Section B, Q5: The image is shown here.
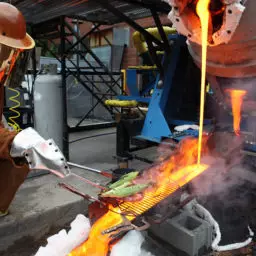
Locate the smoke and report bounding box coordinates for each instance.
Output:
[190,155,245,197]
[189,130,255,199]
[154,129,252,197]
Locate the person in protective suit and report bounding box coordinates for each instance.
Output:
[0,3,68,217]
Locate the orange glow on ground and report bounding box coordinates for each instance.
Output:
[226,89,247,136]
[196,0,211,164]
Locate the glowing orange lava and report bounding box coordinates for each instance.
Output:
[69,138,209,256]
[68,206,125,256]
[227,89,247,136]
[196,0,211,164]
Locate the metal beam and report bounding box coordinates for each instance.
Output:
[37,38,119,122]
[69,121,116,132]
[68,14,112,25]
[94,25,112,47]
[65,56,121,113]
[75,84,119,127]
[66,23,101,52]
[62,38,123,103]
[146,39,164,77]
[124,0,171,13]
[64,21,123,92]
[93,0,164,47]
[60,16,69,160]
[151,9,171,52]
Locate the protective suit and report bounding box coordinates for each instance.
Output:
[0,86,29,214]
[0,3,68,215]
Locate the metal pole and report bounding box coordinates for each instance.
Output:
[67,161,113,178]
[60,16,69,160]
[67,162,102,174]
[94,0,164,47]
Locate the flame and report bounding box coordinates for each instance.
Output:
[68,206,125,256]
[69,138,209,256]
[196,0,211,164]
[226,89,247,136]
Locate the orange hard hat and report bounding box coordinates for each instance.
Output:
[0,2,35,50]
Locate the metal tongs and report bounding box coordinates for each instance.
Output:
[101,215,150,241]
[67,162,114,179]
[25,137,114,202]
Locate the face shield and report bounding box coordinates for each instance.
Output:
[0,44,21,86]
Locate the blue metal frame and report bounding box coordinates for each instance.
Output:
[136,34,202,143]
[117,68,157,103]
[126,69,140,96]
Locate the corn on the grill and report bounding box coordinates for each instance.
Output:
[119,184,180,215]
[100,184,149,198]
[108,171,139,189]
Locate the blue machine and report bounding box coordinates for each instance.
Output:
[116,33,256,158]
[119,34,210,143]
[137,35,200,143]
[118,68,156,104]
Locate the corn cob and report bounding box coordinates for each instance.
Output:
[101,183,149,198]
[108,171,139,189]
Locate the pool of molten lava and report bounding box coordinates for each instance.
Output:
[69,138,209,256]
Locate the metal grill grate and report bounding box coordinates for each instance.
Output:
[119,182,180,216]
[118,164,209,217]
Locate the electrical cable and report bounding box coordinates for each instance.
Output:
[7,87,22,132]
[69,131,115,144]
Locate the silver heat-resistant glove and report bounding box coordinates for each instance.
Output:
[10,127,70,178]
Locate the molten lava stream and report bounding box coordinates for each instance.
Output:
[226,89,247,136]
[68,206,134,256]
[196,0,211,164]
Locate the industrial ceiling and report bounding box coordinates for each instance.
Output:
[8,0,171,25]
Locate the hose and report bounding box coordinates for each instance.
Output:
[7,87,22,132]
[193,202,254,252]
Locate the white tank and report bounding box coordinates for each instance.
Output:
[34,71,64,152]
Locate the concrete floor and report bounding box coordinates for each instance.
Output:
[0,127,153,256]
[68,117,114,129]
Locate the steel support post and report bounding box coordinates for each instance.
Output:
[116,118,130,169]
[60,16,69,160]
